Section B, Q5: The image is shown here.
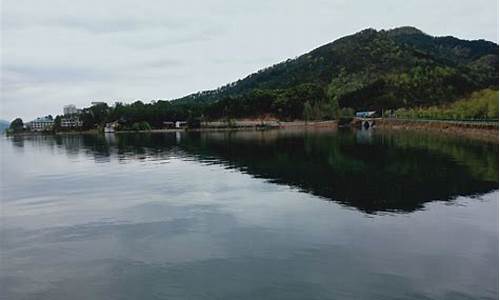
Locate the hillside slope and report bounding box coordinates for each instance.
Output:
[173,27,498,111]
[70,27,498,128]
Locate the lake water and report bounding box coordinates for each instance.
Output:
[0,128,498,300]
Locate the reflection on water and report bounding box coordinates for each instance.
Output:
[1,128,498,300]
[8,128,497,213]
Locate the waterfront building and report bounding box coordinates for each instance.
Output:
[61,116,83,128]
[29,117,54,131]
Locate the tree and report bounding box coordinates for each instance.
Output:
[303,101,313,122]
[131,121,151,131]
[80,103,110,129]
[53,115,62,130]
[9,118,24,132]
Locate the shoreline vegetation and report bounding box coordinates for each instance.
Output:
[6,88,498,143]
[5,88,498,143]
[6,88,498,138]
[7,118,498,143]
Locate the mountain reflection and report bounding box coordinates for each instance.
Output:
[10,129,498,213]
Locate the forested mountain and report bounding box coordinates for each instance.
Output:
[38,27,497,131]
[173,26,498,112]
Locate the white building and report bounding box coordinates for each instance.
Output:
[29,117,54,131]
[175,121,187,128]
[63,104,79,115]
[61,116,83,128]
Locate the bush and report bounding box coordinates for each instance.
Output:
[131,121,151,131]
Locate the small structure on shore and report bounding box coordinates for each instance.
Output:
[175,121,187,128]
[162,121,187,129]
[104,122,119,133]
[354,111,378,129]
[163,121,175,128]
[355,111,377,118]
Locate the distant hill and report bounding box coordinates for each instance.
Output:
[173,26,498,111]
[0,120,9,133]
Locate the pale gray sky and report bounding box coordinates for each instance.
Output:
[1,0,498,121]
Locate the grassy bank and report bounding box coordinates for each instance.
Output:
[393,89,498,121]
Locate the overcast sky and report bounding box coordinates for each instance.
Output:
[1,0,498,121]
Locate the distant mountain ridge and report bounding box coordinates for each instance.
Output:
[172,26,498,110]
[0,120,9,133]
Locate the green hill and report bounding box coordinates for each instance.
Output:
[173,26,498,114]
[72,27,498,128]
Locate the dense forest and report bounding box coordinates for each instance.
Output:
[14,26,499,130]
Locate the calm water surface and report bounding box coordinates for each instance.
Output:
[0,128,498,300]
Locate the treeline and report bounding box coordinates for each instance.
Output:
[76,100,202,130]
[205,84,339,120]
[72,83,344,130]
[40,86,500,132]
[393,89,498,120]
[8,86,498,134]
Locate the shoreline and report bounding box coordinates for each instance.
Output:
[5,119,498,143]
[375,118,498,143]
